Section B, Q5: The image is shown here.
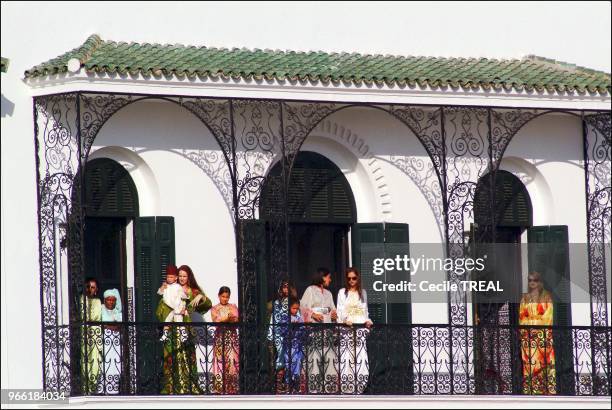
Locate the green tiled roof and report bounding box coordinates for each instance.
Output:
[25,34,611,95]
[1,57,8,73]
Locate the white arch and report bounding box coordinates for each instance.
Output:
[88,145,161,216]
[299,136,380,222]
[498,156,554,226]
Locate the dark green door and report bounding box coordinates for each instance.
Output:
[527,225,574,395]
[134,216,175,394]
[351,222,413,393]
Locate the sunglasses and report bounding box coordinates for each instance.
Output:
[347,276,358,281]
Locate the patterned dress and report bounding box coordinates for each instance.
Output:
[156,287,212,394]
[519,290,556,395]
[211,303,240,394]
[337,289,371,394]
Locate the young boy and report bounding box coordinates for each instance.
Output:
[158,265,188,341]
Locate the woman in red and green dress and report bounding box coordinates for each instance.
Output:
[156,265,212,394]
[519,271,556,395]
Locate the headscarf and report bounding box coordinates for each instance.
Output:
[101,288,122,322]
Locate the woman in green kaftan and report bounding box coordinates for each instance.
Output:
[156,265,212,394]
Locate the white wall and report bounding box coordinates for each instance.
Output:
[1,3,609,392]
[91,100,238,308]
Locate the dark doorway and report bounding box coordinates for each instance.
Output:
[259,151,357,301]
[289,223,349,299]
[71,157,139,395]
[472,169,533,394]
[84,216,128,312]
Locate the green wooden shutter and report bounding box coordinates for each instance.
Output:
[134,216,175,394]
[134,216,175,322]
[261,152,356,224]
[527,225,574,395]
[134,217,156,323]
[156,217,176,285]
[351,223,386,323]
[385,223,411,324]
[84,158,139,217]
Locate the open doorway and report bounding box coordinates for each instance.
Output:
[260,151,357,301]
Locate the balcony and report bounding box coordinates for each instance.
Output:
[45,322,610,396]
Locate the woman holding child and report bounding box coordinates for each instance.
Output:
[156,264,212,394]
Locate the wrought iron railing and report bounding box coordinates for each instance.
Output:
[44,322,610,396]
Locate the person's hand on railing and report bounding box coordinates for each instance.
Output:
[365,320,373,329]
[311,312,324,322]
[345,319,353,326]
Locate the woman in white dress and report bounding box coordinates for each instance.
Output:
[101,288,123,395]
[336,268,373,394]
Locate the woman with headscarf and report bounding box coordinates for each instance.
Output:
[101,288,123,395]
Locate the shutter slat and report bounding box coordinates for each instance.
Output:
[84,158,139,217]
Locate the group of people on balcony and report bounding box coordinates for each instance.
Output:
[267,267,373,394]
[79,267,556,396]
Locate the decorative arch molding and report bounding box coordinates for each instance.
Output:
[498,156,554,226]
[88,146,160,216]
[310,119,392,219]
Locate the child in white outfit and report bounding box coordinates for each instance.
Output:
[158,268,188,341]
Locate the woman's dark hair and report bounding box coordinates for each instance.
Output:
[344,267,363,301]
[277,278,298,300]
[311,267,331,286]
[84,277,99,294]
[177,265,203,295]
[288,296,300,308]
[218,286,231,296]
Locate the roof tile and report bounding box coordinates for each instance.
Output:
[24,34,611,95]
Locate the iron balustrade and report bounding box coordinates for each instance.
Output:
[44,322,611,396]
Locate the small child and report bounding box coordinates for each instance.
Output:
[158,266,188,342]
[284,297,306,392]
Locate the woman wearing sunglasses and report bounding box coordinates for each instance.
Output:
[336,267,373,394]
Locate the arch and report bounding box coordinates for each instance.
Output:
[474,169,533,230]
[498,156,554,226]
[284,103,445,201]
[300,136,381,223]
[260,151,357,224]
[493,109,583,171]
[88,146,160,216]
[81,157,139,217]
[311,119,392,219]
[78,94,235,186]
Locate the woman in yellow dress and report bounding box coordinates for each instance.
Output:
[80,278,103,394]
[518,271,556,395]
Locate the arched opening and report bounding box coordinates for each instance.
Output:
[68,157,140,395]
[472,170,533,394]
[260,151,357,299]
[82,157,139,305]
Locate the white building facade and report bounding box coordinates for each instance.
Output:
[1,16,610,404]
